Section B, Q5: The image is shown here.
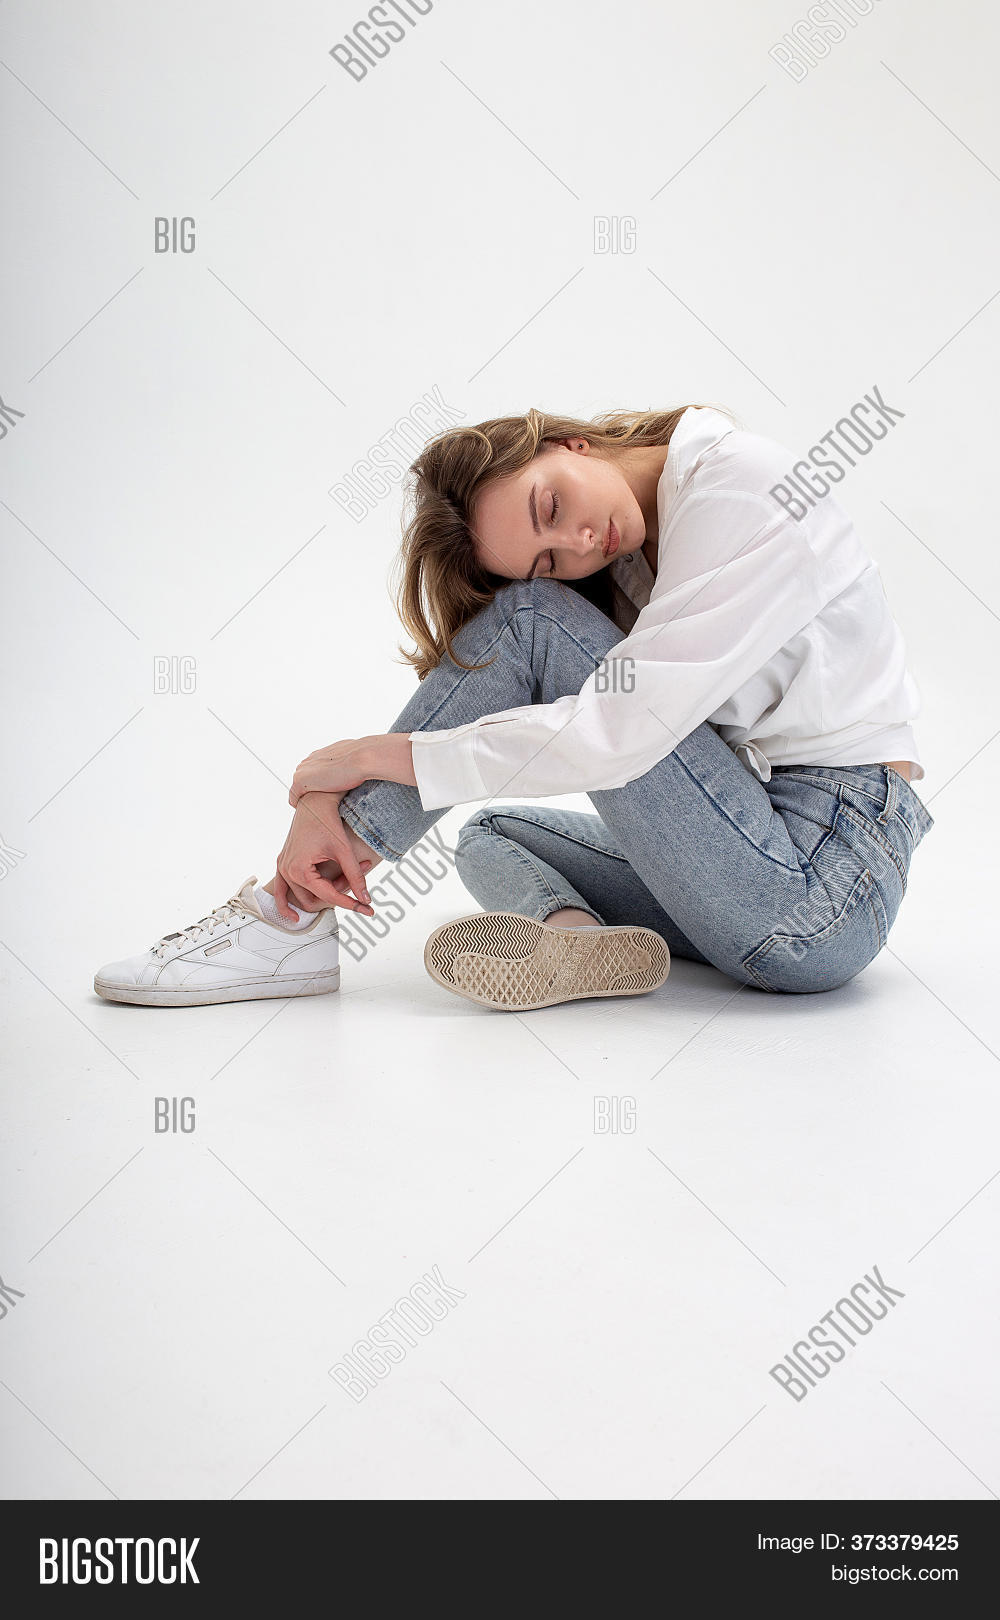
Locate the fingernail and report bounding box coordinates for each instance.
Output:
[360,890,370,904]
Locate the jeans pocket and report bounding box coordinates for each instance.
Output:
[741,867,881,993]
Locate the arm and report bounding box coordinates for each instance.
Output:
[410,506,829,809]
[288,511,824,815]
[288,731,416,805]
[290,441,845,812]
[274,739,415,921]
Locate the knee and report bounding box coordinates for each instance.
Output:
[492,578,560,608]
[448,579,551,667]
[485,577,576,631]
[455,805,533,871]
[455,809,497,870]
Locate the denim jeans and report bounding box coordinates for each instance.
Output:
[339,580,935,992]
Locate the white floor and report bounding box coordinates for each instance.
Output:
[2,744,998,1501]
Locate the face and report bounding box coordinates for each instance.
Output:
[471,440,647,582]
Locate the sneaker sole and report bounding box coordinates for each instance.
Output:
[93,968,341,1007]
[424,912,670,1012]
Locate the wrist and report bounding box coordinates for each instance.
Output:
[362,733,415,785]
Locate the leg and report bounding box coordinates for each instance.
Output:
[275,576,614,904]
[337,577,623,861]
[340,578,878,990]
[454,805,711,965]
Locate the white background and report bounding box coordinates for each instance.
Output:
[1,0,998,1500]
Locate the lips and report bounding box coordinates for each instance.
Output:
[603,519,620,558]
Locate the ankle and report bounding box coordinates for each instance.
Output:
[545,906,601,928]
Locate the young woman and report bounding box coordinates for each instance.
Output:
[94,403,934,1010]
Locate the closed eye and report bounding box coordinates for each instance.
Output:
[537,492,560,575]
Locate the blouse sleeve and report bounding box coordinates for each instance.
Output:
[410,481,830,811]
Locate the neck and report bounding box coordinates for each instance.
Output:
[620,444,671,542]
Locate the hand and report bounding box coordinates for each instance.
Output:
[289,733,416,808]
[273,792,375,921]
[288,739,370,808]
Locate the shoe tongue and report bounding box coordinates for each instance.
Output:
[235,876,265,920]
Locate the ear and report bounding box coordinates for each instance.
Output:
[554,436,590,455]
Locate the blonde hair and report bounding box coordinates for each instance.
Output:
[393,405,726,679]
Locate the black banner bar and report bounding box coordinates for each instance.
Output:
[5,1497,994,1608]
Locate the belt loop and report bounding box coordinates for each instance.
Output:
[878,764,899,825]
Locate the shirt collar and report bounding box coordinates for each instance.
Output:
[610,545,655,612]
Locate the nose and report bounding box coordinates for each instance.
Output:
[563,522,596,556]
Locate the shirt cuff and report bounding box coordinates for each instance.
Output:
[409,727,490,811]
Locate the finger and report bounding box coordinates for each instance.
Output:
[329,858,371,880]
[272,870,298,922]
[286,862,357,913]
[336,841,372,909]
[295,799,370,907]
[305,868,374,916]
[279,871,324,919]
[287,880,321,915]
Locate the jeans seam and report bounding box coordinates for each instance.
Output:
[807,822,845,915]
[481,809,632,867]
[674,753,801,874]
[743,958,778,992]
[868,886,887,950]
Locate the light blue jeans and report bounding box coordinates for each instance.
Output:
[339,580,934,992]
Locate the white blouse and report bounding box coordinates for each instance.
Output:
[410,407,924,811]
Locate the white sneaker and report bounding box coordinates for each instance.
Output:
[94,877,340,1006]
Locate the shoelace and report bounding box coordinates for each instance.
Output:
[153,892,250,958]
